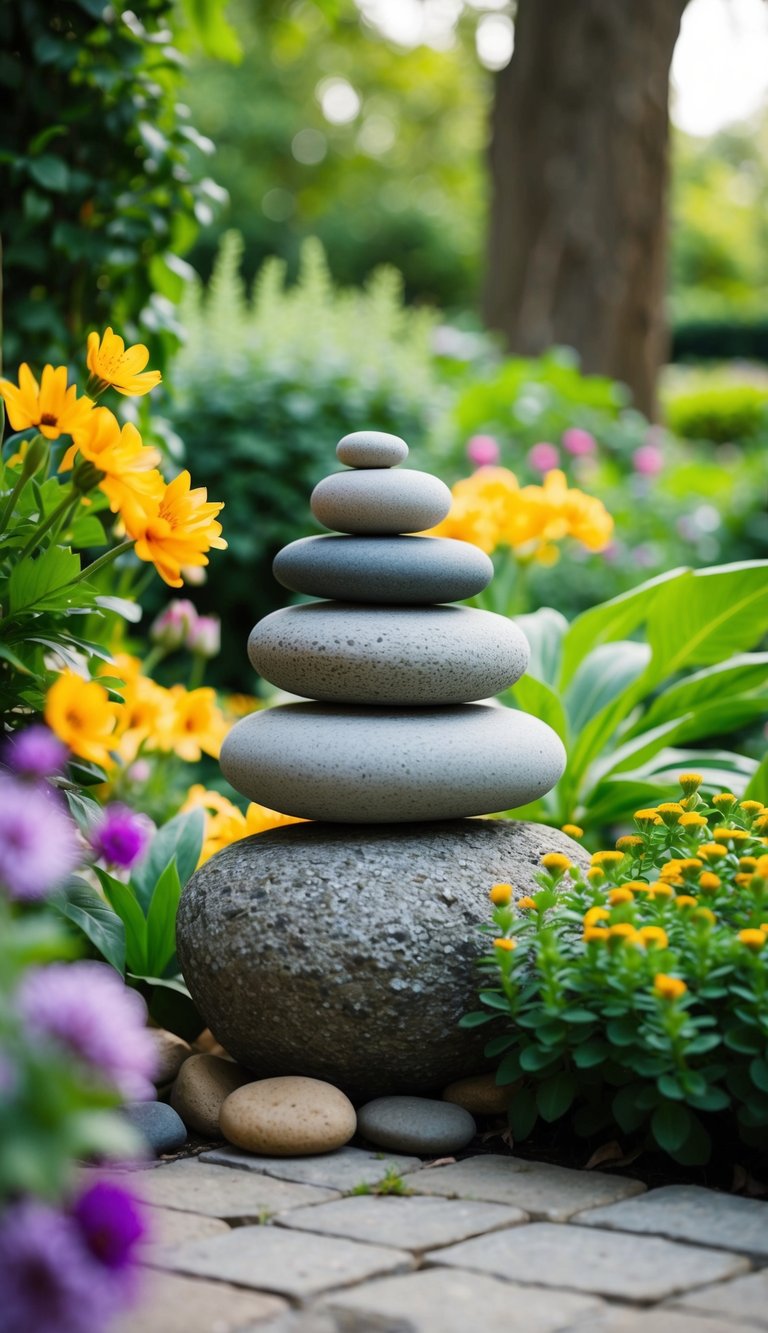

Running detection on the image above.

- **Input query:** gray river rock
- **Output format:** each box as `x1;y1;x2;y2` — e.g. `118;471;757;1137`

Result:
248;603;528;706
336;430;409;469
273;534;493;605
310;468;451;535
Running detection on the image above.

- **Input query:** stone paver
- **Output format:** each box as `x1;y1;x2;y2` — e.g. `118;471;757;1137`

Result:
671;1270;768;1328
564;1308;763;1333
408;1153;645;1221
426;1221;749;1302
112;1269;287;1332
154;1224;415;1299
143;1204;230;1250
324;1268;605;1332
276;1193;527;1251
576;1184;768;1259
134;1159;338;1221
201;1144;423;1190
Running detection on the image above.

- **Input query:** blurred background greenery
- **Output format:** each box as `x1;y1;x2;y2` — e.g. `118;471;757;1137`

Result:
2;0;767;711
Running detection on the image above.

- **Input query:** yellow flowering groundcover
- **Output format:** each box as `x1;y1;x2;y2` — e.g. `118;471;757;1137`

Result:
464;775;768;1165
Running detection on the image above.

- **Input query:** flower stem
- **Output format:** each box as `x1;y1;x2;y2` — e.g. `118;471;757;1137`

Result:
18;486;79;559
76;539;136;585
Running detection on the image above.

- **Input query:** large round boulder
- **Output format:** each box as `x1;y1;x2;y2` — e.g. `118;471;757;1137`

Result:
176;819;587;1102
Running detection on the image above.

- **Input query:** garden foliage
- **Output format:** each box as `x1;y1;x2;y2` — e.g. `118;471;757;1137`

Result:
464;778;768;1164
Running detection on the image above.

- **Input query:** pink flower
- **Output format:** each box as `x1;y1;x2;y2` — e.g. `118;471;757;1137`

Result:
3;725;68;780
633;444;664;476
0;774;81;901
149;599;198;650
187;614;221;659
562;427;596;457
466;434;500;468
91;805;151;870
528;442;560;473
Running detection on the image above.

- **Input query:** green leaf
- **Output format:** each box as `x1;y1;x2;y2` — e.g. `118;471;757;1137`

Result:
536;1072;577;1122
519;1044;560;1073
507;1086;538;1140
631;654;768;736
96;870;147;974
572;1040;609;1068
652;1102;692;1154
8;545;82;614
750;1058;768;1094
479;990;513;1012
56;880;126;973
181;0;243;61
145;861;183;978
644;561;768;685
560;568;688;687
565;641;651;783
496;1050;523;1083
459;1011;497;1028
514;608;568;688
612;1084;650;1133
505;674;568;743
27;154;70;191
131;808;205;911
744;752;768;805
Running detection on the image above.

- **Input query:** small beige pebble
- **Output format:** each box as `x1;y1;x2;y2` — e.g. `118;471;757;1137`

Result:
170;1054;251;1136
150;1028;192;1087
442;1074;514;1117
193;1028;233;1060
220;1076;357;1157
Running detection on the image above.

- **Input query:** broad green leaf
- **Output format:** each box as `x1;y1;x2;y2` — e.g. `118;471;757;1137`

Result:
514;608;568;688
626;654;768;736
94;595;142;623
131;808;205;912
56;880;126;973
644;561;768;685
8;545;82;613
560;568;688;687
652;1102;692;1154
564;641;651;738
65;790;103;835
145;861;183;978
507;1086;538;1140
505;674;568;743
744;753;768;805
96;870;147;974
536;1072;577;1122
181;0;243;60
28;154;70;191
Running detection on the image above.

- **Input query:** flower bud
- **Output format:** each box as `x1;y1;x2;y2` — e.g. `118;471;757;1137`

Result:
150;600;198;650
187;614;221;659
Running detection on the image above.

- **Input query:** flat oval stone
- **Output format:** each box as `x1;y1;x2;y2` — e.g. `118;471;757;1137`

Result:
170;1053;252;1136
273;535;493;605
248;605;528;706
123;1101;188;1157
442;1074;514;1117
336;430;408;469
311;469;451;535
220;702;566;823
220;1077;357;1157
357;1096;476;1155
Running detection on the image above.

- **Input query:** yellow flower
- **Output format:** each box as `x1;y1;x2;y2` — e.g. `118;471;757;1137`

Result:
739;801;764;817
490;883;513;906
712;793;737;811
699;843;728;861
182;784;303;864
586;867;606;885
634;808;662;825
45;668;118;768
0;363;93;439
713;826;750;844
112;669;172;763
739;857;758;872
86;327;162;396
678;772;702;795
583;926;608;943
734;873;755;888
678;858;703;871
698;872;721;893
755;815;768;833
517;896;537;910
125;470;226;588
647;881;674;899
158;686;228;762
678;812;707;829
608;886;635;905
591;850;624;868
616;835;643;853
757;855;768;877
654;974;687;1001
608;923;638;942
494;938;516;952
675;895;699;910
692;907;716;926
638;926;668;948
561;823;583;839
61;406;164;526
583;906;610;927
656;802;685;826
541;852;572;875
738;929;766;951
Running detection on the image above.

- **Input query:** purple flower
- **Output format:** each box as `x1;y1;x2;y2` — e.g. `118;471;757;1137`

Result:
91;805;150;870
3;725;68;780
0;774;81;900
528;442;560;473
562;427;596;457
150;599;198;650
187;613;221;659
632;443;664;476
17;962;157;1100
72;1181;146;1272
466;434;500;468
0;1198;124;1333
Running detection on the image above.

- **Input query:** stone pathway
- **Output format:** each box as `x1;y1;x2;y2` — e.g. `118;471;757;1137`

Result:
115;1147;768;1332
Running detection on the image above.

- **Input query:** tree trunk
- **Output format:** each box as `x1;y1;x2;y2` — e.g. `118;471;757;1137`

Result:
483;0;689;417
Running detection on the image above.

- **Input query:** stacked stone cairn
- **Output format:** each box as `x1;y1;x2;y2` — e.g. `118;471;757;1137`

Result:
177;431;581;1110
219;431;565;821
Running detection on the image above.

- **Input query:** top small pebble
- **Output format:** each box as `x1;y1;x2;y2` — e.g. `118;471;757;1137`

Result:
337;430;409;470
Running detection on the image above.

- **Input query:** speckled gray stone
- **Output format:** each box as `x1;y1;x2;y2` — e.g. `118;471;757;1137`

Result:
122;1101;187;1156
336;431;408;469
311;469;451;535
357;1096;476;1155
176;819;588;1100
220;702;565;823
248;605;529;706
273;534;493;605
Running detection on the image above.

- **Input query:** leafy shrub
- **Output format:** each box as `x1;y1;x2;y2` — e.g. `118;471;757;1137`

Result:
504;561;768;832
463;778;768;1165
671;320;768;365
665;383;768;443
167;233;449;684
